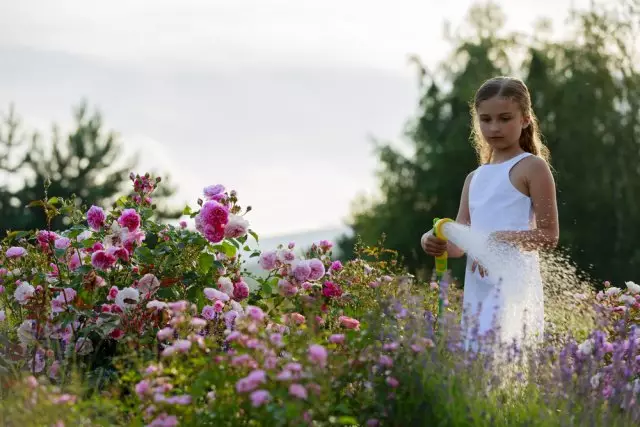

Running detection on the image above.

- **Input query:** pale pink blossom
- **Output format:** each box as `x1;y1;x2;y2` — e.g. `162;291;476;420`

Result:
289;383;308;400
224;214;249;238
246;305;265;322
6;246;27;258
258;251;278;270
308;258;325;280
14;282;35;305
339;315;360;330
54;237;71;250
204;287;230;302
217;277;234;296
292;260;311;282
137;274;160;297
202;305;216;320
329;334;345;344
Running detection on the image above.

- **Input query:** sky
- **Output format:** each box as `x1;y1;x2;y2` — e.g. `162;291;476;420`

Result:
0;0;590;238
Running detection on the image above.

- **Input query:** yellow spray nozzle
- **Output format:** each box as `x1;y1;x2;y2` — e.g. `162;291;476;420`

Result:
433;217;454;241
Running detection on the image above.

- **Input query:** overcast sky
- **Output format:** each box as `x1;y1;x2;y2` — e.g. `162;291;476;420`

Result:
0;0;589;237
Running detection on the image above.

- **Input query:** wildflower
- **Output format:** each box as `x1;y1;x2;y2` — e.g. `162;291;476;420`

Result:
386;376;399;388
249;389;271;407
179;220;187;228
246;305;265;322
289;383;308;400
135;379;151;397
157;327;174;340
318;240;333;251
6;246;27;258
329;334;345;344
148;413;178;427
236;370;267;393
308;344;328;368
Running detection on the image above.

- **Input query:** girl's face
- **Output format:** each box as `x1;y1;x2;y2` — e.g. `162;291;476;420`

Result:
476;96;529;151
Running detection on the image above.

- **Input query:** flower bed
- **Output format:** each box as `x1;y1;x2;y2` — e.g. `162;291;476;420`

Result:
0;174;639;426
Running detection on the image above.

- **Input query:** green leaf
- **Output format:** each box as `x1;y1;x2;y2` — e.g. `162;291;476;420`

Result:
54;248;67;258
262;282;273;296
134;247;155;264
216;241;237;258
197;252;215;275
248;229;259;243
48;197;60;205
337;416;358;425
250;251;261;258
182;205;193;216
81;238;98;248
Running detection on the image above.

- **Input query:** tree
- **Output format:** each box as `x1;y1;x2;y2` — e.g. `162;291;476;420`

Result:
0;101;181;235
339;0;640;285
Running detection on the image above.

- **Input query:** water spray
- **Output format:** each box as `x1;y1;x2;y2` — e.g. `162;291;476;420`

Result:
433;217;453;320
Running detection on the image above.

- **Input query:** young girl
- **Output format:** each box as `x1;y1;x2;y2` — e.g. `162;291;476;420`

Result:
421;76;559;347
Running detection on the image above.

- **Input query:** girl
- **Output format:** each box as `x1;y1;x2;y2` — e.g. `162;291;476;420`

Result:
421;76;559;347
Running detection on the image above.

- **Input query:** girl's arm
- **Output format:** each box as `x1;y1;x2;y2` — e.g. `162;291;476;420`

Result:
420;172;473;258
493;158;559;251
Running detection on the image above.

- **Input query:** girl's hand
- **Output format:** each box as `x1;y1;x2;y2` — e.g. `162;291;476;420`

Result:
421;231;447;257
471;259;488;277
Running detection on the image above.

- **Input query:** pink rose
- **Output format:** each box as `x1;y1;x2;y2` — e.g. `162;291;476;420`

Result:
338;316;360;330
307;259;325;281
86;205;106;230
6;246;27;258
91;250;117;270
249;389;271;407
308;344;328;368
289;383;308;400
202;305;216;320
233;280;249;301
258;251;278;270
224;214;249;238
118;209;141;232
292;261;311;282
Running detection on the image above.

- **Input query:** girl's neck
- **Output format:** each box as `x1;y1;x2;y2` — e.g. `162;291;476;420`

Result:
489;145;526;164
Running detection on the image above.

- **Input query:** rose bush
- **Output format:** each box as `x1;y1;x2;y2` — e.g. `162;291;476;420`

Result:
0;173;639;426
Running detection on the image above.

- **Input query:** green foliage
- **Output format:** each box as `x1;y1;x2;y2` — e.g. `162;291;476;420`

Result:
339;0;640;285
0;101;180;237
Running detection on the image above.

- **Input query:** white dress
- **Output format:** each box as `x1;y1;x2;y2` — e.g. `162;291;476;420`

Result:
462;152;544;348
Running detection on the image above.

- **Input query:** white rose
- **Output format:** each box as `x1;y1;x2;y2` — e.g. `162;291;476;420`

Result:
625;281;640;295
605;287;622;297
14;282;35;305
115;287;140;310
